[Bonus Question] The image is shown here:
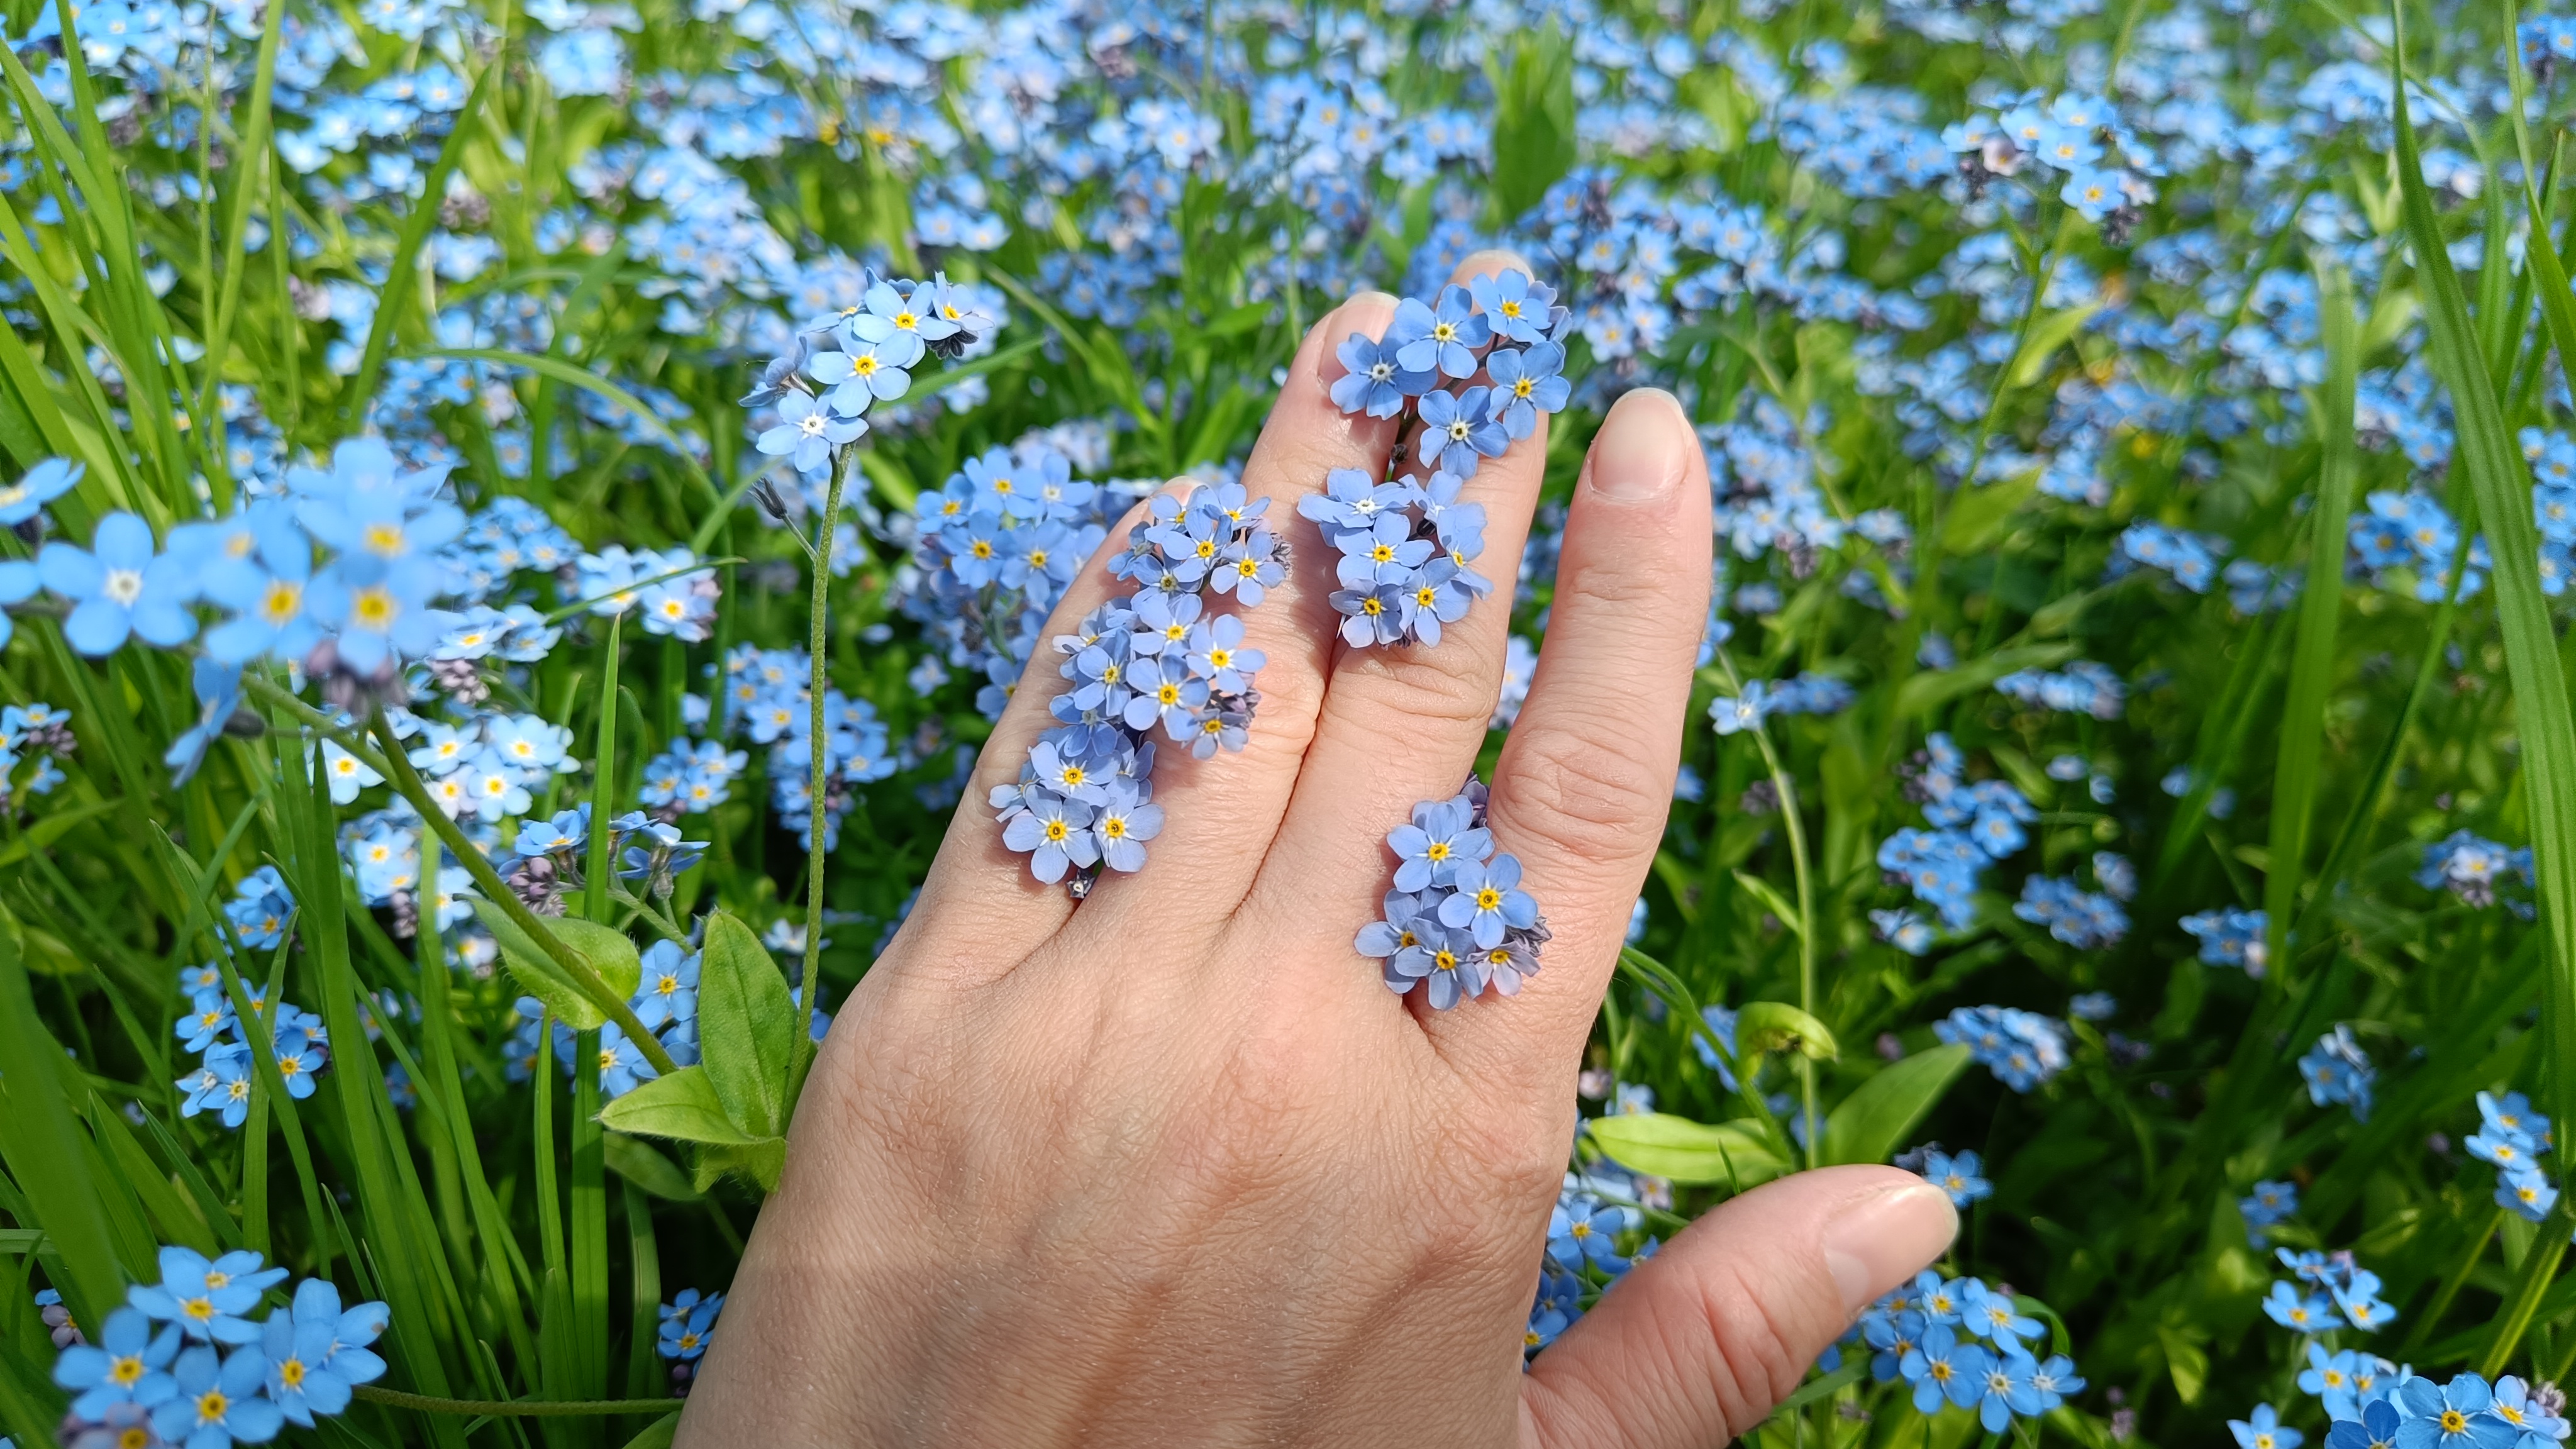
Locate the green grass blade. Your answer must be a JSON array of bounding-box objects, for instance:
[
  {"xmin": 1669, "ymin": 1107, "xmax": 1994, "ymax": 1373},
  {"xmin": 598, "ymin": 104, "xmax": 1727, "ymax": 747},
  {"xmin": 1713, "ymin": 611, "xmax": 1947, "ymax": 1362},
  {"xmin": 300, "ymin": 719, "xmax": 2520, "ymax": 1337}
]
[
  {"xmin": 0, "ymin": 903, "xmax": 128, "ymax": 1330},
  {"xmin": 2264, "ymin": 261, "xmax": 2361, "ymax": 979},
  {"xmin": 2392, "ymin": 7, "xmax": 2576, "ymax": 1204}
]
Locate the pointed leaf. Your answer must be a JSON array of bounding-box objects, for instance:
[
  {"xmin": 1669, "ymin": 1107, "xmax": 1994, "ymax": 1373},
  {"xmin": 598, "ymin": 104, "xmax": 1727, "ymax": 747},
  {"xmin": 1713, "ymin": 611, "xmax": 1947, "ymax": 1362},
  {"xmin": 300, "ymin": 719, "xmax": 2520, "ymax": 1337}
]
[
  {"xmin": 1822, "ymin": 1045, "xmax": 1974, "ymax": 1166},
  {"xmin": 696, "ymin": 910, "xmax": 798, "ymax": 1138},
  {"xmin": 597, "ymin": 1067, "xmax": 760, "ymax": 1146},
  {"xmin": 1585, "ymin": 1113, "xmax": 1789, "ymax": 1187}
]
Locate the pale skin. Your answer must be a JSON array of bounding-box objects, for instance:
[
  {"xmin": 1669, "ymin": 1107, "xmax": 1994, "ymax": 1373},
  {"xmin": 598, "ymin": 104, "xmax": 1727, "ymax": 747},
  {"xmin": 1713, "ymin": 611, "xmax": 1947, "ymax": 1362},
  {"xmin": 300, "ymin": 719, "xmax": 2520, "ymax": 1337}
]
[{"xmin": 680, "ymin": 252, "xmax": 1960, "ymax": 1448}]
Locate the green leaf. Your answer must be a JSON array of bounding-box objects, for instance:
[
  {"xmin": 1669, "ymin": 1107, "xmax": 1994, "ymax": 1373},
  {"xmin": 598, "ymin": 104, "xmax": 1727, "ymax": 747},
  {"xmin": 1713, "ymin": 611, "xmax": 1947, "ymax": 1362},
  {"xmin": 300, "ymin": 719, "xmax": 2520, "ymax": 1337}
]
[
  {"xmin": 1821, "ymin": 1045, "xmax": 1974, "ymax": 1166},
  {"xmin": 1940, "ymin": 466, "xmax": 2041, "ymax": 554},
  {"xmin": 2007, "ymin": 305, "xmax": 2101, "ymax": 386},
  {"xmin": 0, "ymin": 904, "xmax": 128, "ymax": 1331},
  {"xmin": 602, "ymin": 1132, "xmax": 702, "ymax": 1202},
  {"xmin": 1486, "ymin": 22, "xmax": 1574, "ymax": 225},
  {"xmin": 472, "ymin": 901, "xmax": 642, "ymax": 1031},
  {"xmin": 596, "ymin": 1067, "xmax": 761, "ymax": 1146},
  {"xmin": 692, "ymin": 1137, "xmax": 787, "ymax": 1194},
  {"xmin": 695, "ymin": 910, "xmax": 797, "ymax": 1138},
  {"xmin": 1736, "ymin": 1001, "xmax": 1840, "ymax": 1061},
  {"xmin": 1584, "ymin": 1113, "xmax": 1790, "ymax": 1187},
  {"xmin": 1729, "ymin": 871, "xmax": 1804, "ymax": 936},
  {"xmin": 618, "ymin": 1413, "xmax": 682, "ymax": 1449}
]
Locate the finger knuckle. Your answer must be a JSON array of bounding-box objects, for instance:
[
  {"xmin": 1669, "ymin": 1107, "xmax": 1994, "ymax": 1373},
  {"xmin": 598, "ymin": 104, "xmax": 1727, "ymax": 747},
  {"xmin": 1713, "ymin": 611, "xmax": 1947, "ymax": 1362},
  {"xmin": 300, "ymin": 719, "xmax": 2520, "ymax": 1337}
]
[
  {"xmin": 1695, "ymin": 1255, "xmax": 1812, "ymax": 1433},
  {"xmin": 1335, "ymin": 648, "xmax": 1496, "ymax": 734},
  {"xmin": 1494, "ymin": 719, "xmax": 1672, "ymax": 874}
]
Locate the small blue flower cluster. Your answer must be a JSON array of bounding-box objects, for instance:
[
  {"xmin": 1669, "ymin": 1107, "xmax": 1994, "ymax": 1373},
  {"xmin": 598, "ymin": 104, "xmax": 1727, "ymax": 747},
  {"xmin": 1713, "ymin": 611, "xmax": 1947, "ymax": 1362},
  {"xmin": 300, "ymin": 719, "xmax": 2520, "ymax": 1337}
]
[
  {"xmin": 1707, "ymin": 674, "xmax": 1858, "ymax": 735},
  {"xmin": 50, "ymin": 1247, "xmax": 387, "ymax": 1445},
  {"xmin": 174, "ymin": 968, "xmax": 331, "ymax": 1130},
  {"xmin": 574, "ymin": 545, "xmax": 721, "ymax": 641},
  {"xmin": 2263, "ymin": 1246, "xmax": 2397, "ymax": 1335},
  {"xmin": 2324, "ymin": 1372, "xmax": 2566, "ymax": 1449},
  {"xmin": 2351, "ymin": 491, "xmax": 2489, "ymax": 604},
  {"xmin": 1994, "ymin": 659, "xmax": 2125, "ymax": 719},
  {"xmin": 2109, "ymin": 521, "xmax": 2223, "ymax": 593},
  {"xmin": 1526, "ymin": 1169, "xmax": 1658, "ymax": 1357},
  {"xmin": 1301, "ymin": 466, "xmax": 1491, "ymax": 649},
  {"xmin": 1877, "ymin": 733, "xmax": 2037, "ymax": 933},
  {"xmin": 221, "ymin": 865, "xmax": 296, "ymax": 950},
  {"xmin": 2014, "ymin": 875, "xmax": 2130, "ymax": 949},
  {"xmin": 709, "ymin": 645, "xmax": 899, "ymax": 850},
  {"xmin": 743, "ymin": 272, "xmax": 993, "ymax": 480},
  {"xmin": 1918, "ymin": 1148, "xmax": 1994, "ymax": 1208},
  {"xmin": 1356, "ymin": 779, "xmax": 1549, "ymax": 1010},
  {"xmin": 2418, "ymin": 830, "xmax": 2534, "ymax": 911},
  {"xmin": 1935, "ymin": 1005, "xmax": 2070, "ymax": 1092},
  {"xmin": 2467, "ymin": 1090, "xmax": 2558, "ymax": 1224},
  {"xmin": 0, "ymin": 699, "xmax": 74, "ymax": 802},
  {"xmin": 1314, "ymin": 270, "xmax": 1571, "ymax": 649},
  {"xmin": 1861, "ymin": 1270, "xmax": 2084, "ymax": 1433},
  {"xmin": 1944, "ymin": 91, "xmax": 2158, "ymax": 225},
  {"xmin": 2299, "ymin": 1024, "xmax": 2377, "ymax": 1121},
  {"xmin": 901, "ymin": 440, "xmax": 1114, "ymax": 720},
  {"xmin": 2241, "ymin": 1179, "xmax": 2301, "ymax": 1245},
  {"xmin": 2294, "ymin": 1343, "xmax": 2396, "ymax": 1420},
  {"xmin": 991, "ymin": 480, "xmax": 1281, "ymax": 889},
  {"xmin": 2183, "ymin": 906, "xmax": 2270, "ymax": 976},
  {"xmin": 655, "ymin": 1287, "xmax": 725, "ymax": 1392}
]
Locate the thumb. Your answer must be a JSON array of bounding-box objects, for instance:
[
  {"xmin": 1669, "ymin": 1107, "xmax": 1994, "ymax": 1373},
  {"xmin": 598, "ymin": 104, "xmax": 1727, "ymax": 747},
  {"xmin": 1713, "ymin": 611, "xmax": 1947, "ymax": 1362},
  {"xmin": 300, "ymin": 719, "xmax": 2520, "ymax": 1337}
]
[{"xmin": 1519, "ymin": 1166, "xmax": 1958, "ymax": 1449}]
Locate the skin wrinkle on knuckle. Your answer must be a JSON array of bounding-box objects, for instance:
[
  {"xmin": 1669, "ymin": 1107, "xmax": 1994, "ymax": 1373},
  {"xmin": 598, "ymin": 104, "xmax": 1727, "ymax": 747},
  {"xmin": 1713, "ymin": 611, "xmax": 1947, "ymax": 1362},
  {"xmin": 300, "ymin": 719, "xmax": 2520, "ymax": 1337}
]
[{"xmin": 1495, "ymin": 723, "xmax": 1672, "ymax": 877}]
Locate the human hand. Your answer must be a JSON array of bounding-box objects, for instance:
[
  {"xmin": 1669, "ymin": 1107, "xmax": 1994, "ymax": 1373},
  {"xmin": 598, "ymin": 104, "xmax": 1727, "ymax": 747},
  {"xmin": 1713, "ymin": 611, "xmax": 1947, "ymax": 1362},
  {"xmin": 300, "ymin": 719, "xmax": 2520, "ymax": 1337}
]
[{"xmin": 679, "ymin": 253, "xmax": 1960, "ymax": 1449}]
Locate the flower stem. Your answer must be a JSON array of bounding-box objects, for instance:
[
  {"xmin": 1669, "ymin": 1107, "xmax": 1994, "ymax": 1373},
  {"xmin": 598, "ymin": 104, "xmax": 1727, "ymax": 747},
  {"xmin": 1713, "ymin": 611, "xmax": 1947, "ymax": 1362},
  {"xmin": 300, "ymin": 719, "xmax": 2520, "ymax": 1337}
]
[{"xmin": 795, "ymin": 447, "xmax": 854, "ymax": 1092}]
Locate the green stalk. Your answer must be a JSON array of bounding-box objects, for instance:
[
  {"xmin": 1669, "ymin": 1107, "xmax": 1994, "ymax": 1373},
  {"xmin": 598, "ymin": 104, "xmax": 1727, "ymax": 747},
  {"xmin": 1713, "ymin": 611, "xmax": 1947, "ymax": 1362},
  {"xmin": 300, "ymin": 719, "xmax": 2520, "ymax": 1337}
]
[
  {"xmin": 2399, "ymin": 1204, "xmax": 2503, "ymax": 1358},
  {"xmin": 587, "ymin": 611, "xmax": 625, "ymax": 922},
  {"xmin": 795, "ymin": 447, "xmax": 856, "ymax": 1089}
]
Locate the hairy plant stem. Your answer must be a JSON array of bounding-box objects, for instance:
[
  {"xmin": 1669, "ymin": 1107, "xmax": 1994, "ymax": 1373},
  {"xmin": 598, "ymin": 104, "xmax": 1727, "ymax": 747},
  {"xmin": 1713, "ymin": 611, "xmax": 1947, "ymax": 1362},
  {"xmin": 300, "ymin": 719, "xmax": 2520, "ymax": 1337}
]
[{"xmin": 795, "ymin": 445, "xmax": 855, "ymax": 1092}]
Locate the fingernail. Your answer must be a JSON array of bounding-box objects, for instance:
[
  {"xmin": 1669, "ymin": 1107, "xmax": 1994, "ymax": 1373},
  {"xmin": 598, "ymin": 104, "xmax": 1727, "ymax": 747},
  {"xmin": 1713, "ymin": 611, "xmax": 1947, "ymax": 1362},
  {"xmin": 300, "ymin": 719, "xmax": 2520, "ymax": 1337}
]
[
  {"xmin": 1821, "ymin": 1182, "xmax": 1959, "ymax": 1316},
  {"xmin": 1587, "ymin": 390, "xmax": 1691, "ymax": 503}
]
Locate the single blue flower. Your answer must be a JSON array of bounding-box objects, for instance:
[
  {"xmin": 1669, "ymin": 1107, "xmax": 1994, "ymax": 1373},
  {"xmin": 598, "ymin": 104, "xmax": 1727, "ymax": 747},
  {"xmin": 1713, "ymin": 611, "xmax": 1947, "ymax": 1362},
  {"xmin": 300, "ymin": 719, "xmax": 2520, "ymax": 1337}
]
[
  {"xmin": 1391, "ymin": 284, "xmax": 1493, "ymax": 379},
  {"xmin": 1960, "ymin": 1278, "xmax": 2040, "ymax": 1344},
  {"xmin": 1438, "ymin": 852, "xmax": 1540, "ymax": 948},
  {"xmin": 1900, "ymin": 1326, "xmax": 1992, "ymax": 1414},
  {"xmin": 1091, "ymin": 779, "xmax": 1162, "ymax": 873},
  {"xmin": 1546, "ymin": 1198, "xmax": 1628, "ymax": 1271},
  {"xmin": 1183, "ymin": 614, "xmax": 1264, "ymax": 694},
  {"xmin": 1469, "ymin": 270, "xmax": 1557, "ymax": 345},
  {"xmin": 1415, "ymin": 386, "xmax": 1509, "ymax": 477},
  {"xmin": 0, "ymin": 455, "xmax": 80, "ymax": 524},
  {"xmin": 2232, "ymin": 1402, "xmax": 2305, "ymax": 1449},
  {"xmin": 2262, "ymin": 1279, "xmax": 2343, "ymax": 1334},
  {"xmin": 40, "ymin": 511, "xmax": 198, "ymax": 655},
  {"xmin": 1330, "ymin": 328, "xmax": 1433, "ymax": 417},
  {"xmin": 657, "ymin": 1289, "xmax": 725, "ymax": 1360},
  {"xmin": 152, "ymin": 1343, "xmax": 284, "ymax": 1446},
  {"xmin": 53, "ymin": 1305, "xmax": 182, "ymax": 1420},
  {"xmin": 1386, "ymin": 797, "xmax": 1493, "ymax": 892},
  {"xmin": 130, "ymin": 1247, "xmax": 286, "ymax": 1345},
  {"xmin": 1485, "ymin": 342, "xmax": 1571, "ymax": 439},
  {"xmin": 756, "ymin": 391, "xmax": 866, "ymax": 474},
  {"xmin": 1970, "ymin": 1346, "xmax": 2031, "ymax": 1432},
  {"xmin": 1923, "ymin": 1149, "xmax": 1994, "ymax": 1209}
]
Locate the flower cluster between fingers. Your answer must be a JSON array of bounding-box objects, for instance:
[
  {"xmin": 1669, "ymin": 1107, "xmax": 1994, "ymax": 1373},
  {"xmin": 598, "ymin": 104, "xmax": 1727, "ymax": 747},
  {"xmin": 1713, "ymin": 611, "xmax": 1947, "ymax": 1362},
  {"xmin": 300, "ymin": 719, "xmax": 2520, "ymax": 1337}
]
[
  {"xmin": 49, "ymin": 1245, "xmax": 387, "ymax": 1445},
  {"xmin": 991, "ymin": 479, "xmax": 1287, "ymax": 892},
  {"xmin": 1358, "ymin": 777, "xmax": 1550, "ymax": 1009},
  {"xmin": 1310, "ymin": 270, "xmax": 1574, "ymax": 651}
]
